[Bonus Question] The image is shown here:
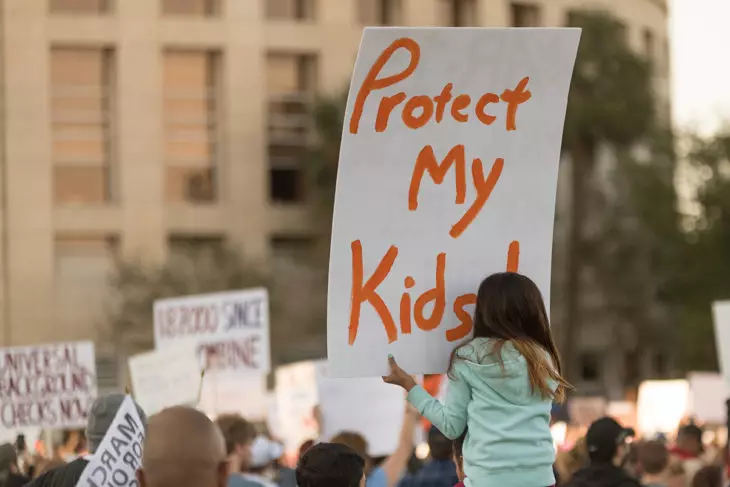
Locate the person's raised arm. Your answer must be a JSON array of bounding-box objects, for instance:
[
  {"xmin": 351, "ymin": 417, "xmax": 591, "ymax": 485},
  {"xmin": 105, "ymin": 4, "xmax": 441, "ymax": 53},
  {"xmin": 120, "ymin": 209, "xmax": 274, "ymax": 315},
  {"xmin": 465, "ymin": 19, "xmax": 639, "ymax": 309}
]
[
  {"xmin": 383, "ymin": 356, "xmax": 470, "ymax": 440},
  {"xmin": 379, "ymin": 401, "xmax": 418, "ymax": 487}
]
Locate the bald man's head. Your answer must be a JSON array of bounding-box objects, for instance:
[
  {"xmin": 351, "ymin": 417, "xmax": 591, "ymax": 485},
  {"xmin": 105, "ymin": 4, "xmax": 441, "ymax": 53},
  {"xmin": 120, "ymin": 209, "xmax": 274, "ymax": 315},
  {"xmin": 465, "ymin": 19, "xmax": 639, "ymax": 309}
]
[{"xmin": 137, "ymin": 407, "xmax": 227, "ymax": 487}]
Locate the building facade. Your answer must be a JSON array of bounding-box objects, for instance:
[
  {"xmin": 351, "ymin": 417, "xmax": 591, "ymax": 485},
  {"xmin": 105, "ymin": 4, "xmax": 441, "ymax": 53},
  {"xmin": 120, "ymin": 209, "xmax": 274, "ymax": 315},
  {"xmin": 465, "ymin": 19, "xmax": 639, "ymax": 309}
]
[{"xmin": 0, "ymin": 0, "xmax": 669, "ymax": 390}]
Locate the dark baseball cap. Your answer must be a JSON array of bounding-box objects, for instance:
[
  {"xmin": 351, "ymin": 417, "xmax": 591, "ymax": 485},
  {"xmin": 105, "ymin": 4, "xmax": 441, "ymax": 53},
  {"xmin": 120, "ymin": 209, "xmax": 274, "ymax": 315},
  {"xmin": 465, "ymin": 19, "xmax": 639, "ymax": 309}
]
[
  {"xmin": 586, "ymin": 417, "xmax": 634, "ymax": 463},
  {"xmin": 0, "ymin": 443, "xmax": 17, "ymax": 472}
]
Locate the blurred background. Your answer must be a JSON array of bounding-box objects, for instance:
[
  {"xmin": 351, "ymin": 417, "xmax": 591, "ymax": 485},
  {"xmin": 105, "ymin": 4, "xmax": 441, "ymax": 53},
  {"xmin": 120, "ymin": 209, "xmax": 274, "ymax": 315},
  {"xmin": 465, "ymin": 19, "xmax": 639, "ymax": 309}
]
[{"xmin": 0, "ymin": 0, "xmax": 727, "ymax": 409}]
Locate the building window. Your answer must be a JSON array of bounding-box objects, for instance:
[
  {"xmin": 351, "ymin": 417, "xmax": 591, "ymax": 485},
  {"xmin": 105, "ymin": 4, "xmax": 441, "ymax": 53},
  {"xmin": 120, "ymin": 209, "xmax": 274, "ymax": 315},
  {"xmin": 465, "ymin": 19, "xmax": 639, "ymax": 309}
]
[
  {"xmin": 50, "ymin": 0, "xmax": 109, "ymax": 14},
  {"xmin": 358, "ymin": 0, "xmax": 402, "ymax": 25},
  {"xmin": 54, "ymin": 236, "xmax": 119, "ymax": 337},
  {"xmin": 510, "ymin": 2, "xmax": 541, "ymax": 27},
  {"xmin": 438, "ymin": 0, "xmax": 476, "ymax": 27},
  {"xmin": 642, "ymin": 28, "xmax": 655, "ymax": 63},
  {"xmin": 51, "ymin": 48, "xmax": 114, "ymax": 205},
  {"xmin": 163, "ymin": 50, "xmax": 220, "ymax": 204},
  {"xmin": 267, "ymin": 53, "xmax": 316, "ymax": 204},
  {"xmin": 579, "ymin": 353, "xmax": 601, "ymax": 382},
  {"xmin": 266, "ymin": 0, "xmax": 315, "ymax": 21},
  {"xmin": 162, "ymin": 0, "xmax": 218, "ymax": 16}
]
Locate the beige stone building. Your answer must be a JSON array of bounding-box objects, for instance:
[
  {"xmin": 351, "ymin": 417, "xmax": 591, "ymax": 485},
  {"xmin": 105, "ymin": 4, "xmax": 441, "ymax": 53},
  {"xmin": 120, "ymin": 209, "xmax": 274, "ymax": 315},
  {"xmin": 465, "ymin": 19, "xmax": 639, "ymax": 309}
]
[{"xmin": 0, "ymin": 0, "xmax": 669, "ymax": 390}]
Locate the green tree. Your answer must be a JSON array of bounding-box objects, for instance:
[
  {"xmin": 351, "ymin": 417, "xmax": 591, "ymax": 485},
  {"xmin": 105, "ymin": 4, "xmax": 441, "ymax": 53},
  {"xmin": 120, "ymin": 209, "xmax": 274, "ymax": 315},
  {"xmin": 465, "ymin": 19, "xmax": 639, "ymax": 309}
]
[
  {"xmin": 674, "ymin": 131, "xmax": 730, "ymax": 370},
  {"xmin": 105, "ymin": 244, "xmax": 312, "ymax": 366},
  {"xmin": 561, "ymin": 10, "xmax": 656, "ymax": 380}
]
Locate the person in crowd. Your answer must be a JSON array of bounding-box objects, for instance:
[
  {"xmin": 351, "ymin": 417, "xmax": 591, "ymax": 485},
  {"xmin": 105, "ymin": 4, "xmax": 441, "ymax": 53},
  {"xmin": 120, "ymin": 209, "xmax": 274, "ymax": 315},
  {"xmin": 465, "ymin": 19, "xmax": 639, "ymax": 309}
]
[
  {"xmin": 240, "ymin": 435, "xmax": 295, "ymax": 487},
  {"xmin": 28, "ymin": 393, "xmax": 147, "ymax": 487},
  {"xmin": 330, "ymin": 401, "xmax": 417, "ymax": 487},
  {"xmin": 452, "ymin": 430, "xmax": 467, "ymax": 487},
  {"xmin": 296, "ymin": 443, "xmax": 365, "ymax": 487},
  {"xmin": 298, "ymin": 440, "xmax": 316, "ymax": 462},
  {"xmin": 383, "ymin": 272, "xmax": 571, "ymax": 487},
  {"xmin": 0, "ymin": 443, "xmax": 30, "ymax": 487},
  {"xmin": 672, "ymin": 424, "xmax": 705, "ymax": 483},
  {"xmin": 562, "ymin": 417, "xmax": 640, "ymax": 487},
  {"xmin": 691, "ymin": 465, "xmax": 723, "ymax": 487},
  {"xmin": 215, "ymin": 414, "xmax": 261, "ymax": 487},
  {"xmin": 396, "ymin": 426, "xmax": 458, "ymax": 487},
  {"xmin": 638, "ymin": 440, "xmax": 670, "ymax": 487},
  {"xmin": 137, "ymin": 406, "xmax": 228, "ymax": 487},
  {"xmin": 555, "ymin": 437, "xmax": 588, "ymax": 485}
]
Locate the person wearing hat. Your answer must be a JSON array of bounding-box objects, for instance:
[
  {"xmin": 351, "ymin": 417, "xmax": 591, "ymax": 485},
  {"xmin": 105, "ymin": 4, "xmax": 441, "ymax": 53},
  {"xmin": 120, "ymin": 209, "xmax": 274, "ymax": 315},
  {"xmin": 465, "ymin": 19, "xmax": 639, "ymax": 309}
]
[
  {"xmin": 563, "ymin": 417, "xmax": 640, "ymax": 487},
  {"xmin": 0, "ymin": 443, "xmax": 30, "ymax": 487},
  {"xmin": 27, "ymin": 394, "xmax": 147, "ymax": 487}
]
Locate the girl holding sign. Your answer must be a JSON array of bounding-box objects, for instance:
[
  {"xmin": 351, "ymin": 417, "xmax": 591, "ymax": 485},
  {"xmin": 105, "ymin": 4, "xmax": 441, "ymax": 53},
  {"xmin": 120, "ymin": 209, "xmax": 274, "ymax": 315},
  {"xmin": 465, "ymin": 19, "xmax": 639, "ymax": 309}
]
[{"xmin": 383, "ymin": 272, "xmax": 569, "ymax": 487}]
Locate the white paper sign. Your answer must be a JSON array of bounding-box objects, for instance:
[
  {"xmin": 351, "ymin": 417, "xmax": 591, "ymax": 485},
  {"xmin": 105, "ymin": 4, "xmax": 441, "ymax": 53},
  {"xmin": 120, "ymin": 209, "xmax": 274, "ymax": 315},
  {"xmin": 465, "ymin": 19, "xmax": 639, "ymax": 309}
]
[
  {"xmin": 316, "ymin": 361, "xmax": 406, "ymax": 457},
  {"xmin": 327, "ymin": 27, "xmax": 581, "ymax": 377},
  {"xmin": 76, "ymin": 396, "xmax": 145, "ymax": 487},
  {"xmin": 198, "ymin": 371, "xmax": 268, "ymax": 420},
  {"xmin": 128, "ymin": 340, "xmax": 201, "ymax": 416},
  {"xmin": 637, "ymin": 380, "xmax": 689, "ymax": 435},
  {"xmin": 154, "ymin": 288, "xmax": 270, "ymax": 374},
  {"xmin": 713, "ymin": 301, "xmax": 730, "ymax": 388},
  {"xmin": 687, "ymin": 372, "xmax": 727, "ymax": 424},
  {"xmin": 275, "ymin": 362, "xmax": 320, "ymax": 454},
  {"xmin": 0, "ymin": 342, "xmax": 97, "ymax": 429}
]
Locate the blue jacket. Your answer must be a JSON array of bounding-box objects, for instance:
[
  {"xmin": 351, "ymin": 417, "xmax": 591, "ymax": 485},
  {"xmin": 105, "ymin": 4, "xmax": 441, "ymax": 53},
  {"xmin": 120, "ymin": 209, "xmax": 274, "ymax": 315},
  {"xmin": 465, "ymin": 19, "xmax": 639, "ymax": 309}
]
[{"xmin": 397, "ymin": 459, "xmax": 459, "ymax": 487}]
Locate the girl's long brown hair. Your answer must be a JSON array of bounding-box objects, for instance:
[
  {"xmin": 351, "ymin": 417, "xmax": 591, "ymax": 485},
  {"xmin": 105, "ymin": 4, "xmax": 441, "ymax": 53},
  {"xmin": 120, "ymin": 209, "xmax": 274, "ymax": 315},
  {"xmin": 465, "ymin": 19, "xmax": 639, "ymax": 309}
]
[{"xmin": 447, "ymin": 272, "xmax": 571, "ymax": 402}]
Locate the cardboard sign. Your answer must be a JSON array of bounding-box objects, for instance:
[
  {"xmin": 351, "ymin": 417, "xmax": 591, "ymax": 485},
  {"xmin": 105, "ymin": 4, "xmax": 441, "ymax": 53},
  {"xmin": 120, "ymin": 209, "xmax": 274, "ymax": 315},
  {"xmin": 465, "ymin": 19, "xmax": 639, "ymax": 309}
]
[
  {"xmin": 0, "ymin": 342, "xmax": 97, "ymax": 429},
  {"xmin": 76, "ymin": 395, "xmax": 144, "ymax": 487},
  {"xmin": 327, "ymin": 27, "xmax": 581, "ymax": 376},
  {"xmin": 713, "ymin": 301, "xmax": 730, "ymax": 388},
  {"xmin": 128, "ymin": 340, "xmax": 201, "ymax": 416},
  {"xmin": 154, "ymin": 288, "xmax": 270, "ymax": 374}
]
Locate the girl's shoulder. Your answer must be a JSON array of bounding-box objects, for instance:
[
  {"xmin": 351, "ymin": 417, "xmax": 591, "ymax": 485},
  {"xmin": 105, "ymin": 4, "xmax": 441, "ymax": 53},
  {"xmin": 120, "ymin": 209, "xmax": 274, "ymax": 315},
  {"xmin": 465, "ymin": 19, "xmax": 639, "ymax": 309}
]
[{"xmin": 455, "ymin": 338, "xmax": 522, "ymax": 365}]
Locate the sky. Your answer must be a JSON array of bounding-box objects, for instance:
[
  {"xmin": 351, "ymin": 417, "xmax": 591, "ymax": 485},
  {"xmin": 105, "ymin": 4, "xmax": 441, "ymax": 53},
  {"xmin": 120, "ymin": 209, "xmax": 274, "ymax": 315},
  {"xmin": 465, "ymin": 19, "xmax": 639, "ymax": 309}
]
[{"xmin": 670, "ymin": 0, "xmax": 730, "ymax": 134}]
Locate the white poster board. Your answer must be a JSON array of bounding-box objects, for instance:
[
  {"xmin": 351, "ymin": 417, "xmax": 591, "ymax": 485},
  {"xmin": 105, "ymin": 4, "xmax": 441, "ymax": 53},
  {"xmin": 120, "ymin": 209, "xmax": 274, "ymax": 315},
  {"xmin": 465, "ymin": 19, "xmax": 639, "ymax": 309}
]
[
  {"xmin": 687, "ymin": 372, "xmax": 727, "ymax": 425},
  {"xmin": 128, "ymin": 340, "xmax": 201, "ymax": 416},
  {"xmin": 274, "ymin": 360, "xmax": 407, "ymax": 458},
  {"xmin": 0, "ymin": 342, "xmax": 96, "ymax": 429},
  {"xmin": 198, "ymin": 372, "xmax": 268, "ymax": 421},
  {"xmin": 327, "ymin": 27, "xmax": 581, "ymax": 377},
  {"xmin": 713, "ymin": 301, "xmax": 730, "ymax": 388},
  {"xmin": 76, "ymin": 396, "xmax": 145, "ymax": 487},
  {"xmin": 637, "ymin": 380, "xmax": 689, "ymax": 435},
  {"xmin": 154, "ymin": 288, "xmax": 270, "ymax": 374}
]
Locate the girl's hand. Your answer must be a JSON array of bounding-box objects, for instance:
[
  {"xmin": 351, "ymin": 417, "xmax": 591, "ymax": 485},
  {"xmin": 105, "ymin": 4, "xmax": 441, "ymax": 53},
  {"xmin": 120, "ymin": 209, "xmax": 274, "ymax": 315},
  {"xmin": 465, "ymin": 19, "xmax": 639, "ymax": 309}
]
[{"xmin": 382, "ymin": 355, "xmax": 417, "ymax": 391}]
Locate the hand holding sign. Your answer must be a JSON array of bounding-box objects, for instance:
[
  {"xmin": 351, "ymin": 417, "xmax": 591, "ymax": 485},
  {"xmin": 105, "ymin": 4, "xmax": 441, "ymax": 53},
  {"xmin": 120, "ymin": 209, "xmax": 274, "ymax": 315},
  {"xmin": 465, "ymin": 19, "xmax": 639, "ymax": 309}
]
[{"xmin": 382, "ymin": 356, "xmax": 417, "ymax": 391}]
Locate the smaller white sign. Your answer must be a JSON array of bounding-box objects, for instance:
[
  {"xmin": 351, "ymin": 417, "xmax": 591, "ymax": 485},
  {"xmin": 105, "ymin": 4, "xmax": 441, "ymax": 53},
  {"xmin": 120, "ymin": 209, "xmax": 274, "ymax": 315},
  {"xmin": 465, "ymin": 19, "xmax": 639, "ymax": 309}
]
[
  {"xmin": 198, "ymin": 371, "xmax": 267, "ymax": 420},
  {"xmin": 637, "ymin": 380, "xmax": 689, "ymax": 435},
  {"xmin": 76, "ymin": 396, "xmax": 145, "ymax": 487},
  {"xmin": 128, "ymin": 341, "xmax": 201, "ymax": 416},
  {"xmin": 713, "ymin": 301, "xmax": 730, "ymax": 388},
  {"xmin": 275, "ymin": 362, "xmax": 320, "ymax": 454},
  {"xmin": 688, "ymin": 372, "xmax": 728, "ymax": 425}
]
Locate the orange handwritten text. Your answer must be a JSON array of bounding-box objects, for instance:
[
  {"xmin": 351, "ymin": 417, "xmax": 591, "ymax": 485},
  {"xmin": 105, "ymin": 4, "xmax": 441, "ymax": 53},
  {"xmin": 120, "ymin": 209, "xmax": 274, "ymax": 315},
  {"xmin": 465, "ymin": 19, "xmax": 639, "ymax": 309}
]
[
  {"xmin": 349, "ymin": 37, "xmax": 532, "ymax": 134},
  {"xmin": 408, "ymin": 144, "xmax": 504, "ymax": 238},
  {"xmin": 348, "ymin": 240, "xmax": 521, "ymax": 345}
]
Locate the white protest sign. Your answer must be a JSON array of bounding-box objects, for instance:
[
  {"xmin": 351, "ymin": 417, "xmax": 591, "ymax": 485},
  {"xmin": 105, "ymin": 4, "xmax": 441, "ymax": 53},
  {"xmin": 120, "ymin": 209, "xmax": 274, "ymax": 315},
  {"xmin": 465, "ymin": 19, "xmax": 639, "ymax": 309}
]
[
  {"xmin": 198, "ymin": 371, "xmax": 268, "ymax": 420},
  {"xmin": 0, "ymin": 342, "xmax": 97, "ymax": 429},
  {"xmin": 327, "ymin": 28, "xmax": 581, "ymax": 377},
  {"xmin": 154, "ymin": 288, "xmax": 270, "ymax": 374},
  {"xmin": 275, "ymin": 361, "xmax": 320, "ymax": 454},
  {"xmin": 316, "ymin": 361, "xmax": 406, "ymax": 457},
  {"xmin": 637, "ymin": 380, "xmax": 689, "ymax": 435},
  {"xmin": 687, "ymin": 372, "xmax": 727, "ymax": 424},
  {"xmin": 128, "ymin": 340, "xmax": 201, "ymax": 416},
  {"xmin": 713, "ymin": 301, "xmax": 730, "ymax": 388},
  {"xmin": 76, "ymin": 396, "xmax": 145, "ymax": 487}
]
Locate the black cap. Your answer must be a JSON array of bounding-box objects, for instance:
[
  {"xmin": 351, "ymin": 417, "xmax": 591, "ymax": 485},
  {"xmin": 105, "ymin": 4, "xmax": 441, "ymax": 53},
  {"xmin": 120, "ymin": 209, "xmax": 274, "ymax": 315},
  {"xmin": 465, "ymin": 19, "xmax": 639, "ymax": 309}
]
[{"xmin": 586, "ymin": 417, "xmax": 634, "ymax": 463}]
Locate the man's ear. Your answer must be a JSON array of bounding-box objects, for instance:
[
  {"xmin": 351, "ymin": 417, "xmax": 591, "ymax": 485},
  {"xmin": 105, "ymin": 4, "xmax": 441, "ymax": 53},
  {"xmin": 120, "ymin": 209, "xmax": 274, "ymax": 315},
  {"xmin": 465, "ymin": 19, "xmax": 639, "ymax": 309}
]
[
  {"xmin": 136, "ymin": 468, "xmax": 146, "ymax": 487},
  {"xmin": 217, "ymin": 461, "xmax": 229, "ymax": 487}
]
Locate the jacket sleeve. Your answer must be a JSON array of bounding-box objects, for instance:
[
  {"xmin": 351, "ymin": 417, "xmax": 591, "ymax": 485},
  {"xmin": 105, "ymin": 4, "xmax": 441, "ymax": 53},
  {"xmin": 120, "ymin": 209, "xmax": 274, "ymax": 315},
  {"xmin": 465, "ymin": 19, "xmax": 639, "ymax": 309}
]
[{"xmin": 406, "ymin": 363, "xmax": 471, "ymax": 440}]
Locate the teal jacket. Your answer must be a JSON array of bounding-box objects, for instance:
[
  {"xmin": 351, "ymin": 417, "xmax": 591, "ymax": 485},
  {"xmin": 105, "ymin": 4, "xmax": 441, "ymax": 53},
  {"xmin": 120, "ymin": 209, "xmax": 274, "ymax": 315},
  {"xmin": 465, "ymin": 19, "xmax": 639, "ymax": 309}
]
[{"xmin": 407, "ymin": 338, "xmax": 556, "ymax": 487}]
